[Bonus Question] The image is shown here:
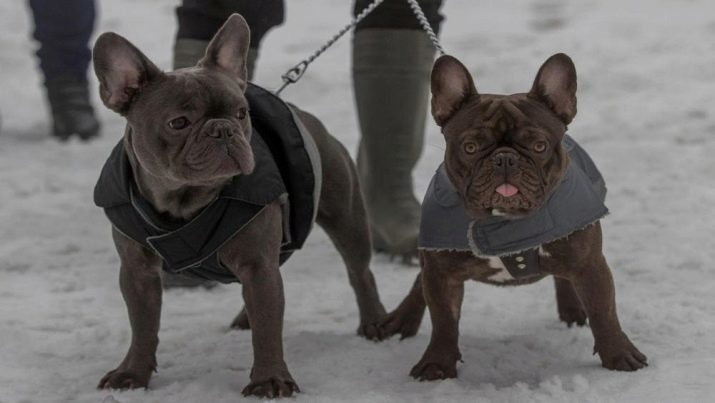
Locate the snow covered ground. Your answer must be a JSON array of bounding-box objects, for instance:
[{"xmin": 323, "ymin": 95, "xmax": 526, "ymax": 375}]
[{"xmin": 2, "ymin": 0, "xmax": 715, "ymax": 401}]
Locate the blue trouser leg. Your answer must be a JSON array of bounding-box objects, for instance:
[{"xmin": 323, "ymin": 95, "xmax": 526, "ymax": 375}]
[{"xmin": 28, "ymin": 0, "xmax": 96, "ymax": 82}]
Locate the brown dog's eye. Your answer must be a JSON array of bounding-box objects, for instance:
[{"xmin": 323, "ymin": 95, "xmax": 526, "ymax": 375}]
[
  {"xmin": 168, "ymin": 117, "xmax": 190, "ymax": 130},
  {"xmin": 463, "ymin": 142, "xmax": 479, "ymax": 154},
  {"xmin": 533, "ymin": 141, "xmax": 548, "ymax": 153},
  {"xmin": 238, "ymin": 107, "xmax": 248, "ymax": 120}
]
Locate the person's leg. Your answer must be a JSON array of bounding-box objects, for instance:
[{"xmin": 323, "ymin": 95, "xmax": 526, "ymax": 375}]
[
  {"xmin": 352, "ymin": 0, "xmax": 444, "ymax": 258},
  {"xmin": 173, "ymin": 0, "xmax": 285, "ymax": 78},
  {"xmin": 28, "ymin": 0, "xmax": 100, "ymax": 141}
]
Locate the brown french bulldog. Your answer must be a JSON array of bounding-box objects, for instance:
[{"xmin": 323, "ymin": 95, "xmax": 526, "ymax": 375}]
[
  {"xmin": 380, "ymin": 54, "xmax": 648, "ymax": 381},
  {"xmin": 92, "ymin": 15, "xmax": 385, "ymax": 397}
]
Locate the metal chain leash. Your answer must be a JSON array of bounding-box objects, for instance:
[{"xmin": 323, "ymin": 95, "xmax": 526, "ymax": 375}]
[
  {"xmin": 405, "ymin": 0, "xmax": 445, "ymax": 55},
  {"xmin": 275, "ymin": 0, "xmax": 446, "ymax": 95},
  {"xmin": 275, "ymin": 0, "xmax": 386, "ymax": 95}
]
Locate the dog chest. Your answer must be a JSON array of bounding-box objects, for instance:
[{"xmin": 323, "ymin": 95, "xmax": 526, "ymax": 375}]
[{"xmin": 482, "ymin": 246, "xmax": 551, "ymax": 283}]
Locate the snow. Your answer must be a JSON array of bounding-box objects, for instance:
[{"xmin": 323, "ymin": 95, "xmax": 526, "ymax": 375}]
[{"xmin": 2, "ymin": 0, "xmax": 715, "ymax": 402}]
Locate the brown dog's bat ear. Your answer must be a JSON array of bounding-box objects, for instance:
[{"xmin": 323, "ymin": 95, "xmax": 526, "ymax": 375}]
[
  {"xmin": 431, "ymin": 55, "xmax": 478, "ymax": 127},
  {"xmin": 199, "ymin": 13, "xmax": 251, "ymax": 88},
  {"xmin": 529, "ymin": 53, "xmax": 577, "ymax": 125},
  {"xmin": 92, "ymin": 32, "xmax": 162, "ymax": 115}
]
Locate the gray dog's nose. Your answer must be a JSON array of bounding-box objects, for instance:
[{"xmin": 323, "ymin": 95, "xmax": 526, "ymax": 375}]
[
  {"xmin": 206, "ymin": 119, "xmax": 235, "ymax": 140},
  {"xmin": 493, "ymin": 151, "xmax": 518, "ymax": 168}
]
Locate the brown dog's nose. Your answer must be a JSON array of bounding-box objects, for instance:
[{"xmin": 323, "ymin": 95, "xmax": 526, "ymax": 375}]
[
  {"xmin": 206, "ymin": 119, "xmax": 235, "ymax": 140},
  {"xmin": 493, "ymin": 151, "xmax": 518, "ymax": 168}
]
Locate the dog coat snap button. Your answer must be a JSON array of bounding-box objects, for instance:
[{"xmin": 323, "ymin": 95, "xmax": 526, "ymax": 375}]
[
  {"xmin": 517, "ymin": 263, "xmax": 527, "ymax": 269},
  {"xmin": 515, "ymin": 256, "xmax": 524, "ymax": 262}
]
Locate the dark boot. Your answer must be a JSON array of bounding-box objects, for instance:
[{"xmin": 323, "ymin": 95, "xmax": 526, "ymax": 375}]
[
  {"xmin": 352, "ymin": 29, "xmax": 435, "ymax": 259},
  {"xmin": 45, "ymin": 76, "xmax": 100, "ymax": 141},
  {"xmin": 173, "ymin": 38, "xmax": 208, "ymax": 70},
  {"xmin": 173, "ymin": 38, "xmax": 258, "ymax": 78}
]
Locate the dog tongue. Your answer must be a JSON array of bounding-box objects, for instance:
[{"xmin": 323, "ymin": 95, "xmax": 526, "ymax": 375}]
[{"xmin": 496, "ymin": 184, "xmax": 519, "ymax": 197}]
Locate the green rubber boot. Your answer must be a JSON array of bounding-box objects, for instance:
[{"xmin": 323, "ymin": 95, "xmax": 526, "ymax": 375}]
[
  {"xmin": 173, "ymin": 38, "xmax": 258, "ymax": 78},
  {"xmin": 352, "ymin": 29, "xmax": 435, "ymax": 259}
]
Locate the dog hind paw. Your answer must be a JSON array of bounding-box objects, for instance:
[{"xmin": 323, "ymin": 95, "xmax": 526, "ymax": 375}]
[
  {"xmin": 558, "ymin": 306, "xmax": 588, "ymax": 327},
  {"xmin": 230, "ymin": 308, "xmax": 251, "ymax": 330},
  {"xmin": 378, "ymin": 309, "xmax": 422, "ymax": 340},
  {"xmin": 358, "ymin": 321, "xmax": 387, "ymax": 341}
]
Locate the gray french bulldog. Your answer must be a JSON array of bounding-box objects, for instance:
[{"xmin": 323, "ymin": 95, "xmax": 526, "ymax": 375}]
[{"xmin": 92, "ymin": 14, "xmax": 385, "ymax": 398}]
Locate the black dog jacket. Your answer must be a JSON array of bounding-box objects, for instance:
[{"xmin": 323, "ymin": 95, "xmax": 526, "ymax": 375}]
[{"xmin": 94, "ymin": 84, "xmax": 319, "ymax": 283}]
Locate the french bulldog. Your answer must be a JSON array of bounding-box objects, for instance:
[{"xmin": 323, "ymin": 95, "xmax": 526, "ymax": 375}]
[
  {"xmin": 379, "ymin": 54, "xmax": 648, "ymax": 380},
  {"xmin": 92, "ymin": 14, "xmax": 385, "ymax": 397}
]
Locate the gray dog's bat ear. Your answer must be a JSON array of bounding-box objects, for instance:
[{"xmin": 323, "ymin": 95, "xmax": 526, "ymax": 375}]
[
  {"xmin": 92, "ymin": 32, "xmax": 161, "ymax": 115},
  {"xmin": 199, "ymin": 13, "xmax": 250, "ymax": 87},
  {"xmin": 529, "ymin": 53, "xmax": 577, "ymax": 125},
  {"xmin": 431, "ymin": 55, "xmax": 478, "ymax": 127}
]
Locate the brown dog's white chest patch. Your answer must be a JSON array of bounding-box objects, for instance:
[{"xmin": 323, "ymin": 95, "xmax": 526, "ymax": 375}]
[
  {"xmin": 481, "ymin": 246, "xmax": 551, "ymax": 283},
  {"xmin": 485, "ymin": 256, "xmax": 514, "ymax": 282}
]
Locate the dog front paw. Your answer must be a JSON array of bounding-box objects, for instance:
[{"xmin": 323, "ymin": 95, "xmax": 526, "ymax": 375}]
[
  {"xmin": 379, "ymin": 307, "xmax": 423, "ymax": 340},
  {"xmin": 242, "ymin": 365, "xmax": 300, "ymax": 398},
  {"xmin": 409, "ymin": 349, "xmax": 461, "ymax": 381},
  {"xmin": 97, "ymin": 366, "xmax": 153, "ymax": 390},
  {"xmin": 595, "ymin": 335, "xmax": 648, "ymax": 371}
]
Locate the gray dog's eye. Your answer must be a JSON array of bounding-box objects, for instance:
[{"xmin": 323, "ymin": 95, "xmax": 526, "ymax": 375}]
[
  {"xmin": 533, "ymin": 141, "xmax": 548, "ymax": 153},
  {"xmin": 238, "ymin": 107, "xmax": 248, "ymax": 120},
  {"xmin": 168, "ymin": 117, "xmax": 190, "ymax": 130}
]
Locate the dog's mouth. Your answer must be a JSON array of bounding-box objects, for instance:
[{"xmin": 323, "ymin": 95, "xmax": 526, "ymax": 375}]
[
  {"xmin": 495, "ymin": 183, "xmax": 519, "ymax": 197},
  {"xmin": 222, "ymin": 134, "xmax": 255, "ymax": 175},
  {"xmin": 465, "ymin": 181, "xmax": 543, "ymax": 218},
  {"xmin": 185, "ymin": 134, "xmax": 254, "ymax": 177}
]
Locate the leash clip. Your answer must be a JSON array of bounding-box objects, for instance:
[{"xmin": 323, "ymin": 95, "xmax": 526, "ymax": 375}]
[{"xmin": 276, "ymin": 61, "xmax": 309, "ymax": 95}]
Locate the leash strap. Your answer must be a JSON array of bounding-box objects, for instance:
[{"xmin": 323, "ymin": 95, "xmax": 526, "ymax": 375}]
[
  {"xmin": 275, "ymin": 0, "xmax": 386, "ymax": 95},
  {"xmin": 275, "ymin": 0, "xmax": 445, "ymax": 95},
  {"xmin": 405, "ymin": 0, "xmax": 445, "ymax": 55}
]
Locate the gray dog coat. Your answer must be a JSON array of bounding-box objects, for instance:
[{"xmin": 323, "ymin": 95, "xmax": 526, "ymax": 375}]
[
  {"xmin": 418, "ymin": 135, "xmax": 607, "ymax": 279},
  {"xmin": 94, "ymin": 84, "xmax": 321, "ymax": 283}
]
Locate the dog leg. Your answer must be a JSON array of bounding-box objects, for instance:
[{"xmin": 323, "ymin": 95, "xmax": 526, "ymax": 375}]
[
  {"xmin": 300, "ymin": 112, "xmax": 385, "ymax": 341},
  {"xmin": 410, "ymin": 259, "xmax": 463, "ymax": 381},
  {"xmin": 554, "ymin": 276, "xmax": 587, "ymax": 327},
  {"xmin": 230, "ymin": 306, "xmax": 250, "ymax": 330},
  {"xmin": 316, "ymin": 187, "xmax": 387, "ymax": 340},
  {"xmin": 98, "ymin": 229, "xmax": 162, "ymax": 390},
  {"xmin": 570, "ymin": 253, "xmax": 648, "ymax": 371},
  {"xmin": 230, "ymin": 159, "xmax": 386, "ymax": 337},
  {"xmin": 234, "ymin": 263, "xmax": 299, "ymax": 397},
  {"xmin": 380, "ymin": 273, "xmax": 426, "ymax": 339},
  {"xmin": 222, "ymin": 203, "xmax": 299, "ymax": 397}
]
